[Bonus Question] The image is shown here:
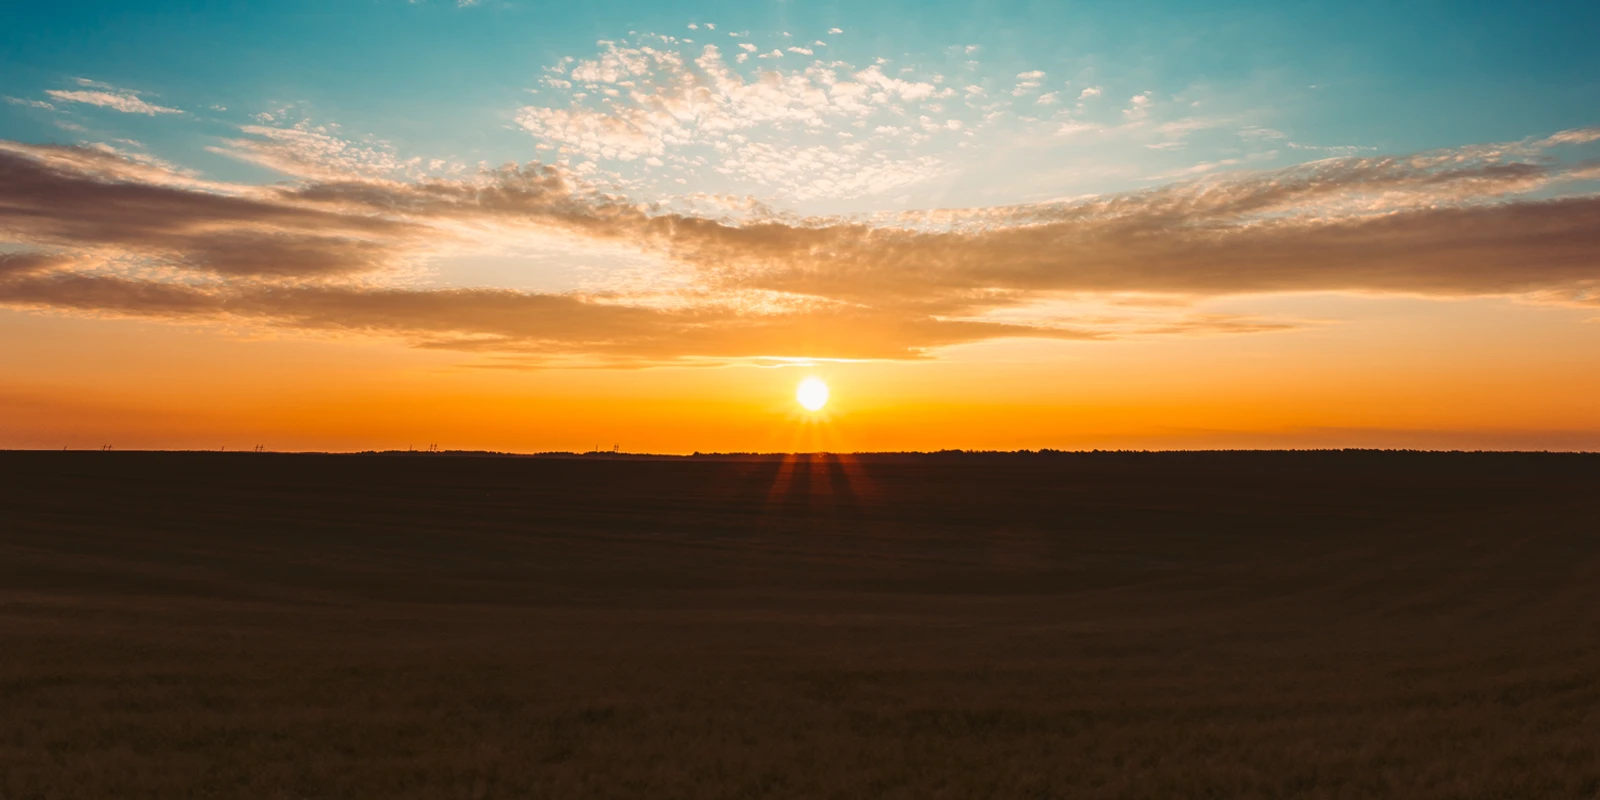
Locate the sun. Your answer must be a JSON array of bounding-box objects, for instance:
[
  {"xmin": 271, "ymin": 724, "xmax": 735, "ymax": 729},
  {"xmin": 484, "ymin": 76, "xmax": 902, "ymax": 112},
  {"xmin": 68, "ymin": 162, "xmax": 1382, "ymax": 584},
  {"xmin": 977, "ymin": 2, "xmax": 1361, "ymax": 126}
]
[{"xmin": 796, "ymin": 376, "xmax": 830, "ymax": 411}]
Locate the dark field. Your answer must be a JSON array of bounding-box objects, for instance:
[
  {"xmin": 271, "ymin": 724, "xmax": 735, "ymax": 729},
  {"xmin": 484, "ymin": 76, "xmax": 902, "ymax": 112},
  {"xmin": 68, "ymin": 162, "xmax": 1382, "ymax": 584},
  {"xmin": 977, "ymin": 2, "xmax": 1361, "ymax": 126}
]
[{"xmin": 2, "ymin": 451, "xmax": 1599, "ymax": 799}]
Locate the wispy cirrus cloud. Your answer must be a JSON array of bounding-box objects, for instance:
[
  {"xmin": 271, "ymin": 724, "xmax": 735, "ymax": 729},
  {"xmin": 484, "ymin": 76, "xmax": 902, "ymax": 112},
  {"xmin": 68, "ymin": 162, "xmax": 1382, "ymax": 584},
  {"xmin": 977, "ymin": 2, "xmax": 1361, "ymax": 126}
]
[
  {"xmin": 43, "ymin": 79, "xmax": 182, "ymax": 115},
  {"xmin": 209, "ymin": 121, "xmax": 439, "ymax": 180},
  {"xmin": 5, "ymin": 96, "xmax": 57, "ymax": 111},
  {"xmin": 1543, "ymin": 128, "xmax": 1600, "ymax": 146}
]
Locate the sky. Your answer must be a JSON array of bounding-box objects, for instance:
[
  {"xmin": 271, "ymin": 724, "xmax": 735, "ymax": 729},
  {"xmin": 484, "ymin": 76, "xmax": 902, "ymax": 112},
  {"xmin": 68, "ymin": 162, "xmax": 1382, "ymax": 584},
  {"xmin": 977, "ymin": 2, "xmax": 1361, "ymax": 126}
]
[{"xmin": 1, "ymin": 0, "xmax": 1599, "ymax": 453}]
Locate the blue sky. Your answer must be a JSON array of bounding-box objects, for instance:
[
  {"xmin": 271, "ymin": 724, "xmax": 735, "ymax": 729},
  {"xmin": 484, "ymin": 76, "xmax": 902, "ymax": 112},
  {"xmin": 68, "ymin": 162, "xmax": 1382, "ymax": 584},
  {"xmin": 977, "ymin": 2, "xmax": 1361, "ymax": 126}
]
[{"xmin": 4, "ymin": 0, "xmax": 1597, "ymax": 212}]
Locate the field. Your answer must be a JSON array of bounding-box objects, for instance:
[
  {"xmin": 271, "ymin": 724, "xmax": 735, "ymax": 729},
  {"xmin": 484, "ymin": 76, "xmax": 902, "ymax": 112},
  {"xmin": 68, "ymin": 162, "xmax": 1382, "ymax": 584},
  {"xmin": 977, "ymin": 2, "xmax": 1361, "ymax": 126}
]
[{"xmin": 2, "ymin": 450, "xmax": 1598, "ymax": 798}]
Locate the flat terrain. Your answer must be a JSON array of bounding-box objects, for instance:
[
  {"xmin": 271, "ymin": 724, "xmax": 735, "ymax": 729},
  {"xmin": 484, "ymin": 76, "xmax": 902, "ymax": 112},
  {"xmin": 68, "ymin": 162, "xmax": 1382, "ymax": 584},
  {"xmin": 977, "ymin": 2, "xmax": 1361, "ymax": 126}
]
[{"xmin": 1, "ymin": 451, "xmax": 1598, "ymax": 799}]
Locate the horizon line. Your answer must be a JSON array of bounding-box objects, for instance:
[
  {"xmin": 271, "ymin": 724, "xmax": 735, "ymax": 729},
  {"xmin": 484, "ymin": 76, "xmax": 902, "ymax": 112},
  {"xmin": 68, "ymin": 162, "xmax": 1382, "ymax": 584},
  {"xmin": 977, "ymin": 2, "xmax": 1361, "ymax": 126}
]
[{"xmin": 7, "ymin": 447, "xmax": 1598, "ymax": 458}]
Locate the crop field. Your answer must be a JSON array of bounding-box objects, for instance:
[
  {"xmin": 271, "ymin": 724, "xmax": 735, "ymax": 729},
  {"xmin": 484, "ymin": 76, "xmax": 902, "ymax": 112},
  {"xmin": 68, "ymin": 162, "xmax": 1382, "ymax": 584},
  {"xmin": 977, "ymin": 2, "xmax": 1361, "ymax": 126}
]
[{"xmin": 1, "ymin": 451, "xmax": 1598, "ymax": 798}]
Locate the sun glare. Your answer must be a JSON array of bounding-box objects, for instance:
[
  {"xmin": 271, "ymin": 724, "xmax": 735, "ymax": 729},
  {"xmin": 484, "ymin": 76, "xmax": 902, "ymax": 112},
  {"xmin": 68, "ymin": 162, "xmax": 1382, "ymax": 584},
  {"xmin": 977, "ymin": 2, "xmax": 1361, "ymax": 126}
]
[{"xmin": 796, "ymin": 377, "xmax": 830, "ymax": 411}]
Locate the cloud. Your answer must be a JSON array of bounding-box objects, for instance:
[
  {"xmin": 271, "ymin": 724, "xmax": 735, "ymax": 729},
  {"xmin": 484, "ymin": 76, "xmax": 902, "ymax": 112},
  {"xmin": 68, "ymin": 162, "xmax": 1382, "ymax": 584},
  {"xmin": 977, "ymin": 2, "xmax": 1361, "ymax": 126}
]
[
  {"xmin": 567, "ymin": 40, "xmax": 669, "ymax": 83},
  {"xmin": 710, "ymin": 141, "xmax": 944, "ymax": 200},
  {"xmin": 0, "ymin": 252, "xmax": 69, "ymax": 278},
  {"xmin": 0, "ymin": 270, "xmax": 1098, "ymax": 363},
  {"xmin": 1542, "ymin": 126, "xmax": 1600, "ymax": 146},
  {"xmin": 852, "ymin": 65, "xmax": 941, "ymax": 102},
  {"xmin": 212, "ymin": 122, "xmax": 425, "ymax": 179},
  {"xmin": 1150, "ymin": 158, "xmax": 1241, "ymax": 177},
  {"xmin": 513, "ymin": 39, "xmax": 954, "ymax": 198},
  {"xmin": 1012, "ymin": 70, "xmax": 1045, "ymax": 96},
  {"xmin": 2, "ymin": 134, "xmax": 1599, "ymax": 364},
  {"xmin": 1123, "ymin": 91, "xmax": 1152, "ymax": 122},
  {"xmin": 44, "ymin": 84, "xmax": 182, "ymax": 115},
  {"xmin": 1056, "ymin": 120, "xmax": 1104, "ymax": 137},
  {"xmin": 1156, "ymin": 118, "xmax": 1220, "ymax": 139},
  {"xmin": 5, "ymin": 97, "xmax": 56, "ymax": 111},
  {"xmin": 83, "ymin": 142, "xmax": 196, "ymax": 176},
  {"xmin": 0, "ymin": 266, "xmax": 1301, "ymax": 363},
  {"xmin": 647, "ymin": 154, "xmax": 1597, "ymax": 307},
  {"xmin": 1239, "ymin": 125, "xmax": 1287, "ymax": 141},
  {"xmin": 1286, "ymin": 141, "xmax": 1378, "ymax": 156},
  {"xmin": 0, "ymin": 142, "xmax": 415, "ymax": 278}
]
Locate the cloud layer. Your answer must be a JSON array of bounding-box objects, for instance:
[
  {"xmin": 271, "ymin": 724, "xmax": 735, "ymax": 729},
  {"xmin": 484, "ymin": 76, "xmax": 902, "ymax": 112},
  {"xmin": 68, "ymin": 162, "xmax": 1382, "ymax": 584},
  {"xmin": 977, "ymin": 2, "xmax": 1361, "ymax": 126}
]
[{"xmin": 2, "ymin": 128, "xmax": 1598, "ymax": 364}]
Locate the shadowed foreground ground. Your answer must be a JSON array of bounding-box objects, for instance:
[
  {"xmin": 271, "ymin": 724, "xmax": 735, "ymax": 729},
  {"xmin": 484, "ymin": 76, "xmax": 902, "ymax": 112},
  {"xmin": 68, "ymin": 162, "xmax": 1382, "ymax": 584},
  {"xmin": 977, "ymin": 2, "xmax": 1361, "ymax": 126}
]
[{"xmin": 1, "ymin": 450, "xmax": 1598, "ymax": 799}]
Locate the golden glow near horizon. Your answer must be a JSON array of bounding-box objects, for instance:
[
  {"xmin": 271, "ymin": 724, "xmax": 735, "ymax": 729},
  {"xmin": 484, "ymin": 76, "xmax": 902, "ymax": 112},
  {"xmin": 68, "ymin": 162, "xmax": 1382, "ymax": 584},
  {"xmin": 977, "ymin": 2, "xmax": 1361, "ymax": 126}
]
[
  {"xmin": 2, "ymin": 10, "xmax": 1600, "ymax": 454},
  {"xmin": 3, "ymin": 296, "xmax": 1600, "ymax": 454},
  {"xmin": 797, "ymin": 377, "xmax": 830, "ymax": 412}
]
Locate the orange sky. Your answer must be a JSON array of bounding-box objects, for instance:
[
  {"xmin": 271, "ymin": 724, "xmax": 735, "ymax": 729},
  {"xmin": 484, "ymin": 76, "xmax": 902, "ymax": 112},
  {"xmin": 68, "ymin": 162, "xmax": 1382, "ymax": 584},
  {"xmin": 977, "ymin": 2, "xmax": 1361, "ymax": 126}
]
[{"xmin": 6, "ymin": 291, "xmax": 1598, "ymax": 453}]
